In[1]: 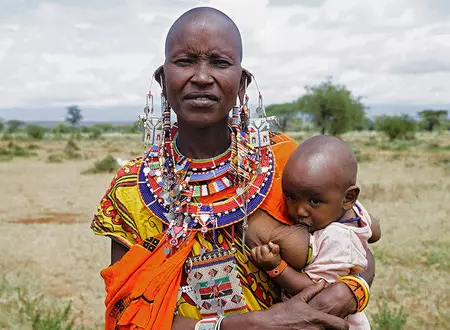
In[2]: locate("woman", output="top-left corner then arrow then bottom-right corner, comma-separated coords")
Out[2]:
91,7 -> 373,330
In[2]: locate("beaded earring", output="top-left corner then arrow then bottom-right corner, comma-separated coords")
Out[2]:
138,74 -> 164,146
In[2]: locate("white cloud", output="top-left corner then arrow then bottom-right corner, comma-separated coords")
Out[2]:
0,0 -> 450,120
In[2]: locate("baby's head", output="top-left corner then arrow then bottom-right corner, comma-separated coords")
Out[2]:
282,135 -> 359,231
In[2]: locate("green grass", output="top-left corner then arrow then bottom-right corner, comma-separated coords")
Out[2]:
0,281 -> 86,330
0,142 -> 38,161
371,300 -> 408,330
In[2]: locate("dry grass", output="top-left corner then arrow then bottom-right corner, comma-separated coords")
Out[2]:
0,133 -> 449,329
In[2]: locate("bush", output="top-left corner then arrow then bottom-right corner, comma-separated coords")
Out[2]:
371,300 -> 408,330
64,139 -> 83,159
47,153 -> 65,163
26,125 -> 46,140
88,126 -> 102,139
375,115 -> 417,140
0,282 -> 84,330
52,123 -> 72,137
0,142 -> 37,161
81,155 -> 120,174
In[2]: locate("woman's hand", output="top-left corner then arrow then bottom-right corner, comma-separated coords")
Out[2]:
222,281 -> 349,330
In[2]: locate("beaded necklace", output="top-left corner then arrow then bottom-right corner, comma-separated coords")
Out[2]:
138,123 -> 274,253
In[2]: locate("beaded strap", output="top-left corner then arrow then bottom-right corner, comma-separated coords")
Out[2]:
337,275 -> 370,313
266,260 -> 288,278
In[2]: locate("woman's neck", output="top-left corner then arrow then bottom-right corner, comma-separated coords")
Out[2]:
176,118 -> 230,159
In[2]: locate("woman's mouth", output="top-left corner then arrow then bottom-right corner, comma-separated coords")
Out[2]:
184,93 -> 219,107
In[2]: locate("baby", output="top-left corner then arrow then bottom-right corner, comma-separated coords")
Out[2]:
247,135 -> 381,329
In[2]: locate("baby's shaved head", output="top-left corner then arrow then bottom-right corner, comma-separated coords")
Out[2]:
284,135 -> 358,193
165,7 -> 243,62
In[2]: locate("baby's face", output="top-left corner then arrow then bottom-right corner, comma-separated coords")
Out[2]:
282,165 -> 346,232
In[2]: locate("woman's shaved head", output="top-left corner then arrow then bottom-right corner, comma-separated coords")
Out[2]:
165,7 -> 243,62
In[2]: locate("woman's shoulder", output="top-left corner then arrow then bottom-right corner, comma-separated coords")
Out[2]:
110,156 -> 144,185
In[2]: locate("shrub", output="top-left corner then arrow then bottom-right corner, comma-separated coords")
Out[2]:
52,123 -> 71,137
81,155 -> 120,174
88,126 -> 102,139
371,300 -> 408,330
64,139 -> 83,159
0,282 -> 84,330
26,125 -> 46,140
0,142 -> 37,160
375,115 -> 417,140
47,153 -> 65,163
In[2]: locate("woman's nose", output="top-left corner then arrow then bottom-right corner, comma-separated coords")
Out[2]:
191,63 -> 214,86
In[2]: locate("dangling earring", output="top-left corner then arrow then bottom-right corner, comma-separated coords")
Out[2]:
138,74 -> 164,146
248,74 -> 275,149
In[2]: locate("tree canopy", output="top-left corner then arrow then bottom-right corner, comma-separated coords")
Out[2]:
297,78 -> 366,135
66,105 -> 83,127
265,102 -> 301,132
418,110 -> 448,132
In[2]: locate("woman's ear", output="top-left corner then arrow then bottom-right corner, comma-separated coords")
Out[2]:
238,68 -> 252,105
343,186 -> 360,210
154,65 -> 165,92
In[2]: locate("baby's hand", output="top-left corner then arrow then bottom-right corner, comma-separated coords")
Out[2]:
250,242 -> 282,271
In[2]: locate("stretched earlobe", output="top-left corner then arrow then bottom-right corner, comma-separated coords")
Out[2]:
154,65 -> 165,92
238,69 -> 252,105
343,186 -> 360,210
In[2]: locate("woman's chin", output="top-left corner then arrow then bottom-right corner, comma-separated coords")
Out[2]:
176,112 -> 229,128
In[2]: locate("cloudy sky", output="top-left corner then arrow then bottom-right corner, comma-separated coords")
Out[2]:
1,0 -> 450,121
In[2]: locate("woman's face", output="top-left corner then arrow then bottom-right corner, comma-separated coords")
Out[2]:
162,21 -> 244,128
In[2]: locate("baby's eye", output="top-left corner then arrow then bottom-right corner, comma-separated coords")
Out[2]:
285,194 -> 294,202
309,199 -> 322,206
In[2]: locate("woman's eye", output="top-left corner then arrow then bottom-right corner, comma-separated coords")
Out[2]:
309,199 -> 321,206
175,58 -> 193,66
212,59 -> 231,68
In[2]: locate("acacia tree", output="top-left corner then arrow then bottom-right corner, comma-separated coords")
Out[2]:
66,105 -> 83,139
66,105 -> 83,128
265,102 -> 301,132
418,110 -> 448,132
297,78 -> 366,136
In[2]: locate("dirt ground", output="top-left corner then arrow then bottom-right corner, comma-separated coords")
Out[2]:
0,134 -> 449,329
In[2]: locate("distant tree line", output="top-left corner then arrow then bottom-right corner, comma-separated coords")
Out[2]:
1,88 -> 449,142
265,77 -> 449,140
0,105 -> 140,140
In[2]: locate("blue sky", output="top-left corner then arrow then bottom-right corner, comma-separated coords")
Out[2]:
1,0 -> 450,121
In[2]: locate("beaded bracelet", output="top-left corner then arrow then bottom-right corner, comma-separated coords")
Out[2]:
195,317 -> 218,330
337,275 -> 370,313
266,260 -> 288,278
194,316 -> 227,330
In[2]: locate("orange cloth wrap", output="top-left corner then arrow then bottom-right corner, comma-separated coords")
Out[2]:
102,234 -> 196,330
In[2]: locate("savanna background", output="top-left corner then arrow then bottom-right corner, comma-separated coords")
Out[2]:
1,1 -> 450,329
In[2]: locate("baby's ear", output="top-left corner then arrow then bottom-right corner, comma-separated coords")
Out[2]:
343,186 -> 360,210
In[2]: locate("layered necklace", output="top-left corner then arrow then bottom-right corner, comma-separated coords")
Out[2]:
138,120 -> 274,255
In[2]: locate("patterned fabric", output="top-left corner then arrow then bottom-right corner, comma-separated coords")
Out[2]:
91,131 -> 298,320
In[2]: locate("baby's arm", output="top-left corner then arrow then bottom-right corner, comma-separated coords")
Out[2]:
250,241 -> 315,297
368,213 -> 381,243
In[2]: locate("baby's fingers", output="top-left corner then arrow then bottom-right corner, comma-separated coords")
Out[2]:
268,242 -> 280,255
261,244 -> 271,257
